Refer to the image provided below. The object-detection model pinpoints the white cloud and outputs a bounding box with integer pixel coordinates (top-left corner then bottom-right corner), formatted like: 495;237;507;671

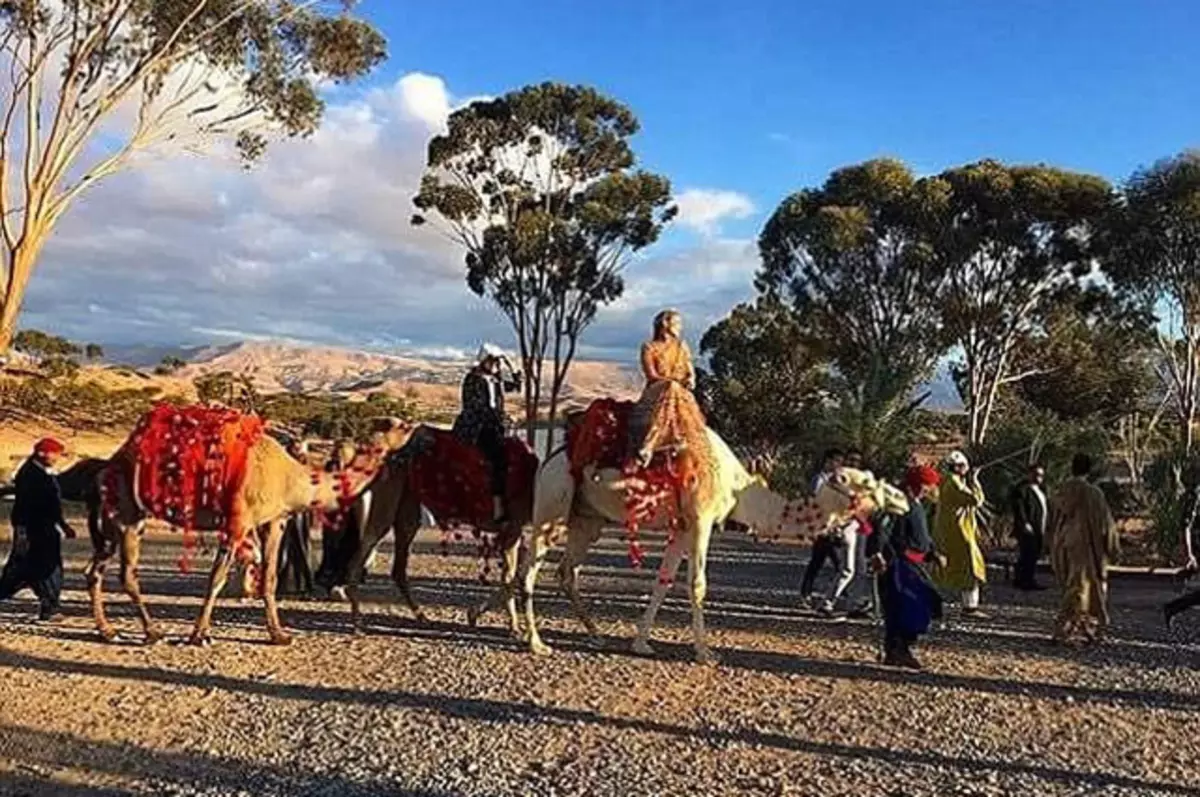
19;72;761;362
673;188;756;236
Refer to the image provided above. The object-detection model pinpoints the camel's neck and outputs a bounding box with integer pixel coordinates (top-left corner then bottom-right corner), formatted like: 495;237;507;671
730;482;795;531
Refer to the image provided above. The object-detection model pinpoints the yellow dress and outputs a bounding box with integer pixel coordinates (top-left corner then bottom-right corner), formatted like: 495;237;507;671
932;473;987;591
630;337;715;501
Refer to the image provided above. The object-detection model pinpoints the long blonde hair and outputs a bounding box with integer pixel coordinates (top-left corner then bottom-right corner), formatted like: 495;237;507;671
652;309;681;341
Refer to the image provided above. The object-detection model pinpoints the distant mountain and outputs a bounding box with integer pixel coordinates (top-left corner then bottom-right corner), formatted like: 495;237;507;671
97;338;963;414
918;368;962;411
99;343;220;369
151;340;643;416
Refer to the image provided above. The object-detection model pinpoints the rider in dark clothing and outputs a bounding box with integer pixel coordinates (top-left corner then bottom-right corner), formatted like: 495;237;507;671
453;344;520;523
0;438;77;621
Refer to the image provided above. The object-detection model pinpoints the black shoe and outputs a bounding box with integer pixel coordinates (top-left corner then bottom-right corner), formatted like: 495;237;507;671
846;605;873;620
1165;605;1178;629
36;610;63;623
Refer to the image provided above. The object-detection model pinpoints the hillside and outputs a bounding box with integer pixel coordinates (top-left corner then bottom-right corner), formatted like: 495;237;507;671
99;340;642;418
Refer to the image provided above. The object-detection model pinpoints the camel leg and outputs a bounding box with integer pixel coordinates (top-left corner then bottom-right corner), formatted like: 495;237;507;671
688;514;717;664
189;545;235;646
467;531;522;637
259;518;290;645
632;530;688;656
85;523;119;642
343;510;409;634
522;524;557;656
390;509;427;623
557;516;604;638
119;524;163;644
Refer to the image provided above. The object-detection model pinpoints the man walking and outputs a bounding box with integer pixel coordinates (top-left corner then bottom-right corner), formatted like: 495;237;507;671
869;464;945;669
0;438;77;621
933;450;988;618
1047;454;1119;644
1009;463;1048;590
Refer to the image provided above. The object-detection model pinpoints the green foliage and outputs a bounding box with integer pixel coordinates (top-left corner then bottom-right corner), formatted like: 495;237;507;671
1101;151;1200;456
13;329;81;359
969;400;1110;546
0;0;387;163
413;82;676;449
194;371;258;411
757;159;949;401
1102;151;1200;302
934;161;1116;445
258;392;415;444
154;355;188;375
697;297;829;464
0;375;165;430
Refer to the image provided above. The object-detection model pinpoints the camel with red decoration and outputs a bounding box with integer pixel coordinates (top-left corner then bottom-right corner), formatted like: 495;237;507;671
337;423;539;633
87;404;384;646
515;398;908;663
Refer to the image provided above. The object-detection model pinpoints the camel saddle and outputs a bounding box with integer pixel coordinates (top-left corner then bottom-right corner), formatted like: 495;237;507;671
388;425;537;529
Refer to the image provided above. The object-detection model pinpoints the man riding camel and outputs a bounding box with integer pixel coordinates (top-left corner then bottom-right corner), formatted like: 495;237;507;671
453;344;521;523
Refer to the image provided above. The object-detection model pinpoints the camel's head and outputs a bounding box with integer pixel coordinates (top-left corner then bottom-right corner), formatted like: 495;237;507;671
833;466;910;518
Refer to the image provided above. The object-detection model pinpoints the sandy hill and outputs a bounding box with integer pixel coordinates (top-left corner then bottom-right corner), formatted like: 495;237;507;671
138;340;640;417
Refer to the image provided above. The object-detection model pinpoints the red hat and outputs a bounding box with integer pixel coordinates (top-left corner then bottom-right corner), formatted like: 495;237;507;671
904;464;940;493
33;437;66;455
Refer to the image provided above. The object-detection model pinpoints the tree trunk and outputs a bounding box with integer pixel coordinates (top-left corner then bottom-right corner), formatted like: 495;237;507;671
0;236;47;355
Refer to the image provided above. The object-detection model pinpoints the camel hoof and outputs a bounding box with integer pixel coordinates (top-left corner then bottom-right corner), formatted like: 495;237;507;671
269;632;293;647
98;627;119;643
583;621;600;639
631;638;654;656
466;606;481;628
694;646;718;666
144;627;165;646
188;633;212;648
529;639;553;656
412;610;430;625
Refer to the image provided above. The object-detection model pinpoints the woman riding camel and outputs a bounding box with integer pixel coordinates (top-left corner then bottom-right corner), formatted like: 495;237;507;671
629;309;715;500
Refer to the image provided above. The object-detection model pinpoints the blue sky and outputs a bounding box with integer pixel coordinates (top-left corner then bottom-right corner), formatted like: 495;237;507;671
22;0;1200;359
374;0;1199;222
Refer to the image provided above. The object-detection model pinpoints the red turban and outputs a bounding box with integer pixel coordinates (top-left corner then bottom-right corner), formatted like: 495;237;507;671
33;437;65;455
904;464;940;493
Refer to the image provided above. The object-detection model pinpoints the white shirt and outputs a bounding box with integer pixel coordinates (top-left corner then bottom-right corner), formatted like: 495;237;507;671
1031;483;1047;533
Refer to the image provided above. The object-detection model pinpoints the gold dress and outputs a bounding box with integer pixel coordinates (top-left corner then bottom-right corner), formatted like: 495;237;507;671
630;337;715;501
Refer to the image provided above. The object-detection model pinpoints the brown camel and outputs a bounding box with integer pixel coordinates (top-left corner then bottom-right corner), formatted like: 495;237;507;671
338;424;537;633
86;411;387;646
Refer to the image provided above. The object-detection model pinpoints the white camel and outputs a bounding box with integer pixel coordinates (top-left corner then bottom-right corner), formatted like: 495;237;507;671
518;427;908;663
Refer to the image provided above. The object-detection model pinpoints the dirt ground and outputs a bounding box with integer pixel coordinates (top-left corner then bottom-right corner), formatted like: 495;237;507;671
0;523;1197;797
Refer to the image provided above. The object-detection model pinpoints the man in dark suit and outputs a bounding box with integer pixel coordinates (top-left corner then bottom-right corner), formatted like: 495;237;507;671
453;344;521;523
1009;463;1048;590
0;438;77;621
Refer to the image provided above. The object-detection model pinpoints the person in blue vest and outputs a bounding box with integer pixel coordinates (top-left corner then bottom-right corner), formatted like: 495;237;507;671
453;344;521;523
867;463;946;669
0;438;77;622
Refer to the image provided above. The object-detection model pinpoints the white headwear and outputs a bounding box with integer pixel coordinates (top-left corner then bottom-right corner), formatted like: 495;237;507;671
477;343;505;362
945;450;969;469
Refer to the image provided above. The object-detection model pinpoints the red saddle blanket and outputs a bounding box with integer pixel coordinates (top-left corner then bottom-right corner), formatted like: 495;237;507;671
110;404;265;570
407;428;538;528
567;398;699;567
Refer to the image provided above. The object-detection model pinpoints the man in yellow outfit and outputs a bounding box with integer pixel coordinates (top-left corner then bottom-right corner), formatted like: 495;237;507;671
1047;453;1119;644
932;450;988;618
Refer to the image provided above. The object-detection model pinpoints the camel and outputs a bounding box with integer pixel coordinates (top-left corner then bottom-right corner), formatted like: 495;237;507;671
86;407;389;646
518;427;909;663
336;423;538;633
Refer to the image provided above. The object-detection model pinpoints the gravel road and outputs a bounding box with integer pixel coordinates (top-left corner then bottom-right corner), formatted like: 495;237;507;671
0;526;1197;796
